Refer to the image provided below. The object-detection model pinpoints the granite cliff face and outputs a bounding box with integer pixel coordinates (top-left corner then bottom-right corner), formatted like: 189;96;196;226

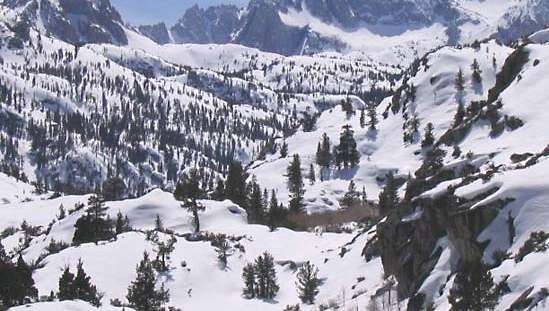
2;0;127;45
137;0;549;56
169;4;242;44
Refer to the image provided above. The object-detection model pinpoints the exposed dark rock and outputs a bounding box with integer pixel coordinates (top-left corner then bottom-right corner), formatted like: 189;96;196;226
3;0;127;45
139;23;171;45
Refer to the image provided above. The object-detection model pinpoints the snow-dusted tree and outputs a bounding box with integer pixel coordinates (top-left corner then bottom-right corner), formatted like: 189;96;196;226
153;235;177;272
73;194;114;245
368;105;379;130
448;260;498;311
378;173;399;216
127;252;169;311
342;180;360;208
280;140;288;158
296;261;320;304
242;263;256;299
0;255;38;307
316;133;332;181
255;252;279;299
308;164;316;185
287;154;305;214
455;68;465;92
115;211;132;234
421;123;435;148
225;161;248;208
174;169;205;233
58;260;102;306
214;237;231;269
336;125;359;169
247;176;265;224
471;59;483;84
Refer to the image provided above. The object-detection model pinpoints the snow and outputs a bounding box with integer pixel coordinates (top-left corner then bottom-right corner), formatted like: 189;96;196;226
10;300;133;311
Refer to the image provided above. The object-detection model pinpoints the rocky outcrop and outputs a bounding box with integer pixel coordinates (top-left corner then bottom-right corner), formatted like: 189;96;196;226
3;0;128;45
170;4;242;44
138;23;171;45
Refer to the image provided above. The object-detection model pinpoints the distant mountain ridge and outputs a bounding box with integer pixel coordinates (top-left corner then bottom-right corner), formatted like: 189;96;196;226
137;0;549;56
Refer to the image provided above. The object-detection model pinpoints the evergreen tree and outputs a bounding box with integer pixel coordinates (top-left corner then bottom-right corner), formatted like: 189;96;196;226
58;267;75;301
448;260;498;311
73;194;114;244
296;261;320;304
315;133;331;181
225;161;248;208
153;235;177;272
287;154;305;214
126;252;169;311
255;252;279;300
154;214;164;231
378;173;399;216
58;204;66;220
215;238;231;269
1;255;38;306
368;105;378;130
246;176;265;224
453;102;466;127
115;211;132;234
471;59;483;84
360;108;366;128
174;169;205;233
455;68;465;92
342;180;360;208
71;260;101;306
280;140;288;158
242;263;256;299
336;125;359;169
267;190;287;231
421;123;435;148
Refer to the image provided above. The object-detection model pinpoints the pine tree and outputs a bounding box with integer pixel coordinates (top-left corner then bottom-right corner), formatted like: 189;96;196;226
115;211;132;234
368;105;378;130
455;68;465;92
360;108;366;128
296;261;320;304
342;180;360;208
378;173;399;216
73;194;114;244
421;123;435;148
280;141;288;158
453;101;466;127
255;252;279;299
287;154;305;214
174;169;205;233
58;266;75;301
225;161;248;208
471;59;482;84
154;214;164;231
267;190;287;231
127;252;169;311
0;241;7;262
215;238;231;269
247;176;265;224
72;260;101;306
336;125;359;169
242;263;256;299
10;255;38;306
448;260;498;311
58;204;66;220
153;236;177;272
315;133;331;181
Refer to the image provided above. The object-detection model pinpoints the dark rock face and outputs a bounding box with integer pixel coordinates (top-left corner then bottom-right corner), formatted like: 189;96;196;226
4;0;127;45
139;23;171;45
170;4;242;44
235;0;308;55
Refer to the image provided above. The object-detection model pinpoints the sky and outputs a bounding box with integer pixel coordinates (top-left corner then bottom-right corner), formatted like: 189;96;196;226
111;0;249;26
